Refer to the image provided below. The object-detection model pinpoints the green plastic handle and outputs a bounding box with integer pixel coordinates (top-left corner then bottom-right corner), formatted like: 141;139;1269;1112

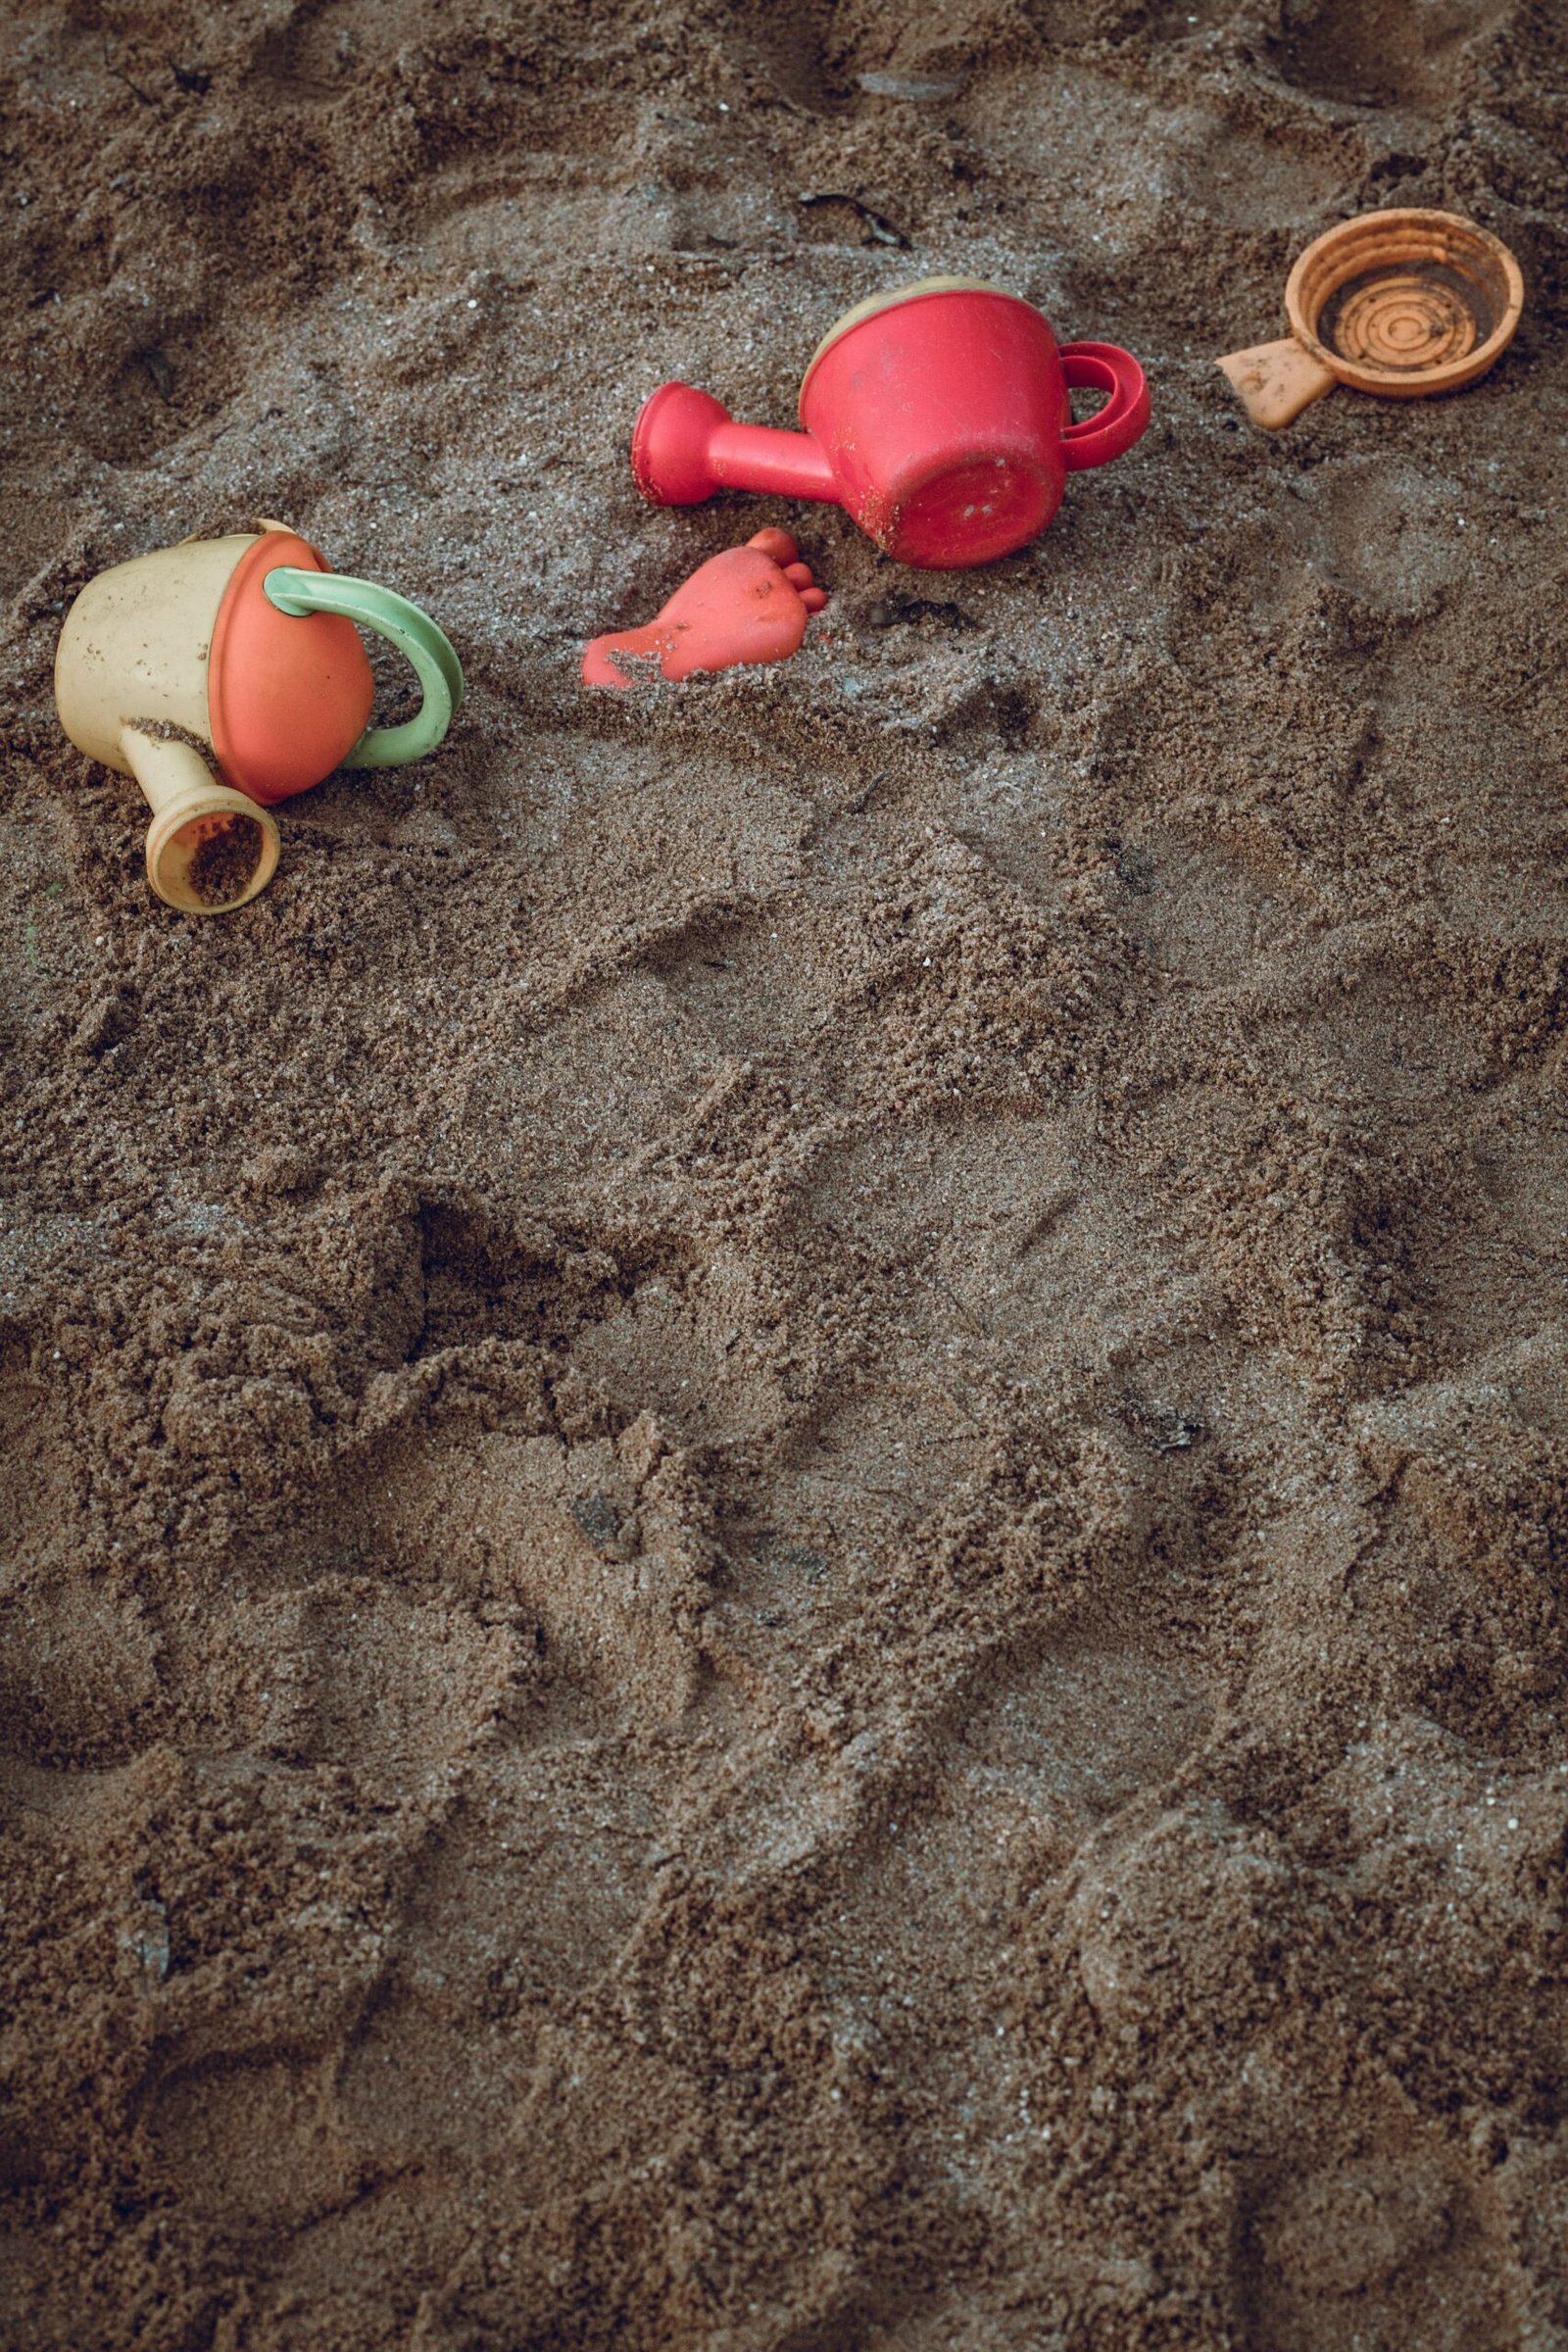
262;566;465;769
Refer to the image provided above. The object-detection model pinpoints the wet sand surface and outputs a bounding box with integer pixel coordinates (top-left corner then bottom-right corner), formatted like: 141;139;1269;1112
4;2;1568;2345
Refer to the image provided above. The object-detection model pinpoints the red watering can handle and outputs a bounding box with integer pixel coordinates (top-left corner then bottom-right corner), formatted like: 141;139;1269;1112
1058;342;1151;471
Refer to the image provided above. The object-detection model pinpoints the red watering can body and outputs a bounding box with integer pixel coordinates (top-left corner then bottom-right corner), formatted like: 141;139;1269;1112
632;278;1150;569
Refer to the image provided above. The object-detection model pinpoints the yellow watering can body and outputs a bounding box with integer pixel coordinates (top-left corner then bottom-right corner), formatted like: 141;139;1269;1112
54;522;463;913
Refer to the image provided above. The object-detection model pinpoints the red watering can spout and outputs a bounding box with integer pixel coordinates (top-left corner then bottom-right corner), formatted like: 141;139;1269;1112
633;384;839;507
629;278;1150;571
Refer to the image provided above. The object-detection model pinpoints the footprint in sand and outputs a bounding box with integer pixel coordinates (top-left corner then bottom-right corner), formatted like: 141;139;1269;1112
144;2052;352;2234
1246;2133;1509;2352
583;527;828;688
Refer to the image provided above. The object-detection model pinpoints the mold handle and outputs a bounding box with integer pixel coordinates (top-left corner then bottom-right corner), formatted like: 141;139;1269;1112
121;726;280;914
1216;335;1338;430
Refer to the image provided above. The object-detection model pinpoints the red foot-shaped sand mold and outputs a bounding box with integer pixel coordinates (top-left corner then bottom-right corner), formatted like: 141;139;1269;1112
583;528;828;689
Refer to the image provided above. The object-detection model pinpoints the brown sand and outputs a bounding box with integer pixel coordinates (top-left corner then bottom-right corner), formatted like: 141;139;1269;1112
4;2;1568;2346
188;815;267;910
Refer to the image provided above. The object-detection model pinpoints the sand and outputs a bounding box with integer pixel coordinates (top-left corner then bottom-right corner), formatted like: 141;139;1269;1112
4;1;1568;2345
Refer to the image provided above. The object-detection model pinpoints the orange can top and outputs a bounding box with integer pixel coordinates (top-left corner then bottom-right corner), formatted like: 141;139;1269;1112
208;532;374;807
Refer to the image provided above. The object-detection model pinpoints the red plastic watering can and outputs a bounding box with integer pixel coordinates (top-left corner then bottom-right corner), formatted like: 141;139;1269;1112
632;277;1150;569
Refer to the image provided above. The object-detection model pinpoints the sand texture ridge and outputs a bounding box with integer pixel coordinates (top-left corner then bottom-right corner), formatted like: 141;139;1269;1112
4;1;1568;2345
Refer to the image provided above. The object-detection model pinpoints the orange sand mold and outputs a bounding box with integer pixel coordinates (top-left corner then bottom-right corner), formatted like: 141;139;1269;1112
583;528;828;688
